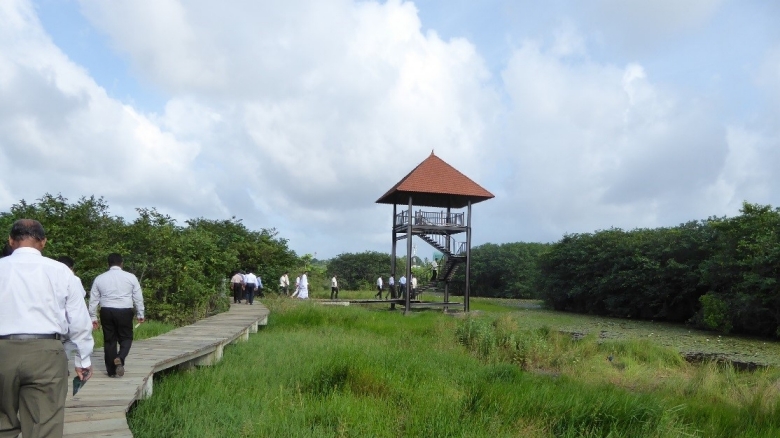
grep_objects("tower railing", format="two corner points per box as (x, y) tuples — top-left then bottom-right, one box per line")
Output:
(395, 209), (465, 227)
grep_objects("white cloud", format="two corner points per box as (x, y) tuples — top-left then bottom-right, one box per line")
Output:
(588, 0), (725, 50)
(496, 35), (728, 239)
(73, 0), (500, 254)
(3, 0), (779, 258)
(0, 0), (223, 220)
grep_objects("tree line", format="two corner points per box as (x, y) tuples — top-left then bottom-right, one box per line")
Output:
(328, 202), (780, 338)
(0, 194), (299, 325)
(537, 202), (780, 338)
(8, 194), (778, 338)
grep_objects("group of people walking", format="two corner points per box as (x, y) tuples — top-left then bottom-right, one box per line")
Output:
(279, 270), (310, 299)
(230, 270), (265, 305)
(1, 219), (145, 437)
(375, 274), (418, 300)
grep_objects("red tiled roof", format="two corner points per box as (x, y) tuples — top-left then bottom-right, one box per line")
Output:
(376, 152), (494, 208)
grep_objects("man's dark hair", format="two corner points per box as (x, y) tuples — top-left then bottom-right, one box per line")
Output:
(9, 219), (46, 242)
(108, 253), (123, 267)
(1, 243), (13, 257)
(57, 256), (75, 269)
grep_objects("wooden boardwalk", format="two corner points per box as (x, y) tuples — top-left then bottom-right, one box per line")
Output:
(63, 303), (269, 437)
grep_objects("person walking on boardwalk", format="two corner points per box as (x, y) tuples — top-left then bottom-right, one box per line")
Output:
(375, 276), (383, 299)
(89, 253), (144, 378)
(387, 275), (395, 299)
(0, 219), (94, 438)
(244, 271), (258, 305)
(279, 271), (290, 296)
(399, 275), (407, 299)
(298, 271), (309, 299)
(331, 275), (339, 300)
(411, 275), (418, 299)
(230, 270), (244, 303)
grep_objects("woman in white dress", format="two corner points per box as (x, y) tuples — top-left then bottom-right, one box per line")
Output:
(298, 271), (309, 299)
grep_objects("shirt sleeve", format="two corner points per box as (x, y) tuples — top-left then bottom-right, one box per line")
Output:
(66, 274), (94, 368)
(132, 275), (145, 319)
(88, 279), (100, 321)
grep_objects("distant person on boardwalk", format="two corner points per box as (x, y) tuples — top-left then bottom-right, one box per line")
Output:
(375, 276), (383, 299)
(331, 275), (339, 300)
(430, 259), (438, 281)
(0, 219), (94, 437)
(298, 271), (309, 299)
(244, 271), (258, 305)
(230, 271), (244, 304)
(411, 275), (418, 299)
(387, 275), (395, 299)
(399, 275), (407, 299)
(89, 253), (144, 378)
(279, 271), (290, 296)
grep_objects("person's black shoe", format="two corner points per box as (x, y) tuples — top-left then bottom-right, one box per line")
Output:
(114, 358), (125, 377)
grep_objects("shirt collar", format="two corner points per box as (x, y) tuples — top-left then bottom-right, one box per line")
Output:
(11, 247), (42, 256)
(110, 266), (123, 271)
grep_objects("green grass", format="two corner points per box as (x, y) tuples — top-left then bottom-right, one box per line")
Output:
(127, 297), (780, 437)
(92, 320), (175, 349)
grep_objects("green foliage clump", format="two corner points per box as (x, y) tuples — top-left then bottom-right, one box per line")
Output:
(326, 251), (392, 290)
(537, 202), (780, 338)
(450, 242), (549, 299)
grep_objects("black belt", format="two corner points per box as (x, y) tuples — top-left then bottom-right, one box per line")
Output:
(0, 333), (61, 340)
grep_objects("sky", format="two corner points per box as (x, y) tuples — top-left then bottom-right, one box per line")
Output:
(1, 0), (779, 259)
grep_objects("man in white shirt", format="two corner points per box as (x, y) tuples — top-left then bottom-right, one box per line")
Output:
(89, 253), (144, 378)
(399, 275), (407, 299)
(411, 275), (418, 299)
(388, 275), (395, 300)
(0, 219), (94, 437)
(331, 275), (339, 300)
(244, 271), (258, 305)
(375, 276), (383, 299)
(279, 271), (290, 296)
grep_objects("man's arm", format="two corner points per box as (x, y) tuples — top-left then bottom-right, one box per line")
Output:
(88, 279), (100, 323)
(131, 275), (145, 321)
(66, 273), (94, 379)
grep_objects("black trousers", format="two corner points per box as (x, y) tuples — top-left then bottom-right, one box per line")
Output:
(245, 284), (256, 304)
(100, 307), (134, 376)
(388, 284), (395, 299)
(232, 283), (243, 303)
(331, 287), (339, 299)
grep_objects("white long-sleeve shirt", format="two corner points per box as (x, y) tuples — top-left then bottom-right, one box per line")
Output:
(0, 247), (94, 368)
(245, 272), (257, 287)
(376, 277), (383, 288)
(280, 274), (289, 287)
(89, 266), (145, 320)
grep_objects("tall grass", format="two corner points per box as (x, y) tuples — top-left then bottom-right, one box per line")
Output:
(128, 298), (780, 437)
